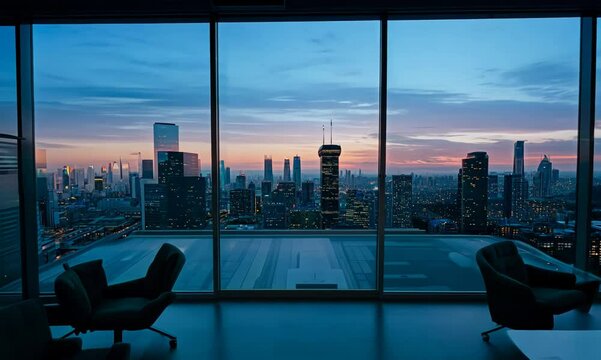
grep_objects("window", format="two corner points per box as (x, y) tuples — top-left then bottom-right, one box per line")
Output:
(385, 18), (581, 291)
(591, 21), (601, 276)
(33, 24), (213, 292)
(0, 26), (20, 292)
(218, 21), (380, 290)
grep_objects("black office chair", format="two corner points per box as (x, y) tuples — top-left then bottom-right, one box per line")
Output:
(476, 240), (599, 342)
(54, 243), (186, 349)
(0, 299), (130, 360)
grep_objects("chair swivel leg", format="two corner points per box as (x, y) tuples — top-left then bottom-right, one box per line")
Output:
(114, 329), (123, 343)
(148, 326), (177, 349)
(481, 325), (505, 342)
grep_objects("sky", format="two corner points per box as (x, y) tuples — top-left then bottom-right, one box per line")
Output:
(0, 18), (595, 175)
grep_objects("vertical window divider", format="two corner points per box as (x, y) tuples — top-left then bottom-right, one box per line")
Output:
(210, 16), (221, 295)
(377, 15), (388, 296)
(16, 23), (39, 299)
(575, 16), (597, 271)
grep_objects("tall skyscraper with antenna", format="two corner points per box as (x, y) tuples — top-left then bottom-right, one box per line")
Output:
(319, 119), (341, 229)
(153, 122), (179, 180)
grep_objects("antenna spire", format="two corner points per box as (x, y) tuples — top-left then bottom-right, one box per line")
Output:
(322, 124), (325, 145)
(330, 118), (333, 144)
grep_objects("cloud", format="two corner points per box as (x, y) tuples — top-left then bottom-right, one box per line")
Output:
(37, 142), (79, 149)
(410, 129), (577, 145)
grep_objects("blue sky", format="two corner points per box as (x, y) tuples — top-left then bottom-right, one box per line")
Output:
(11, 18), (595, 175)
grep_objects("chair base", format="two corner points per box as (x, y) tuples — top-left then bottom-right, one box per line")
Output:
(112, 327), (177, 349)
(481, 325), (505, 342)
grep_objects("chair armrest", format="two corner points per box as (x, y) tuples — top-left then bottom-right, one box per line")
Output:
(525, 264), (576, 289)
(48, 337), (82, 359)
(138, 292), (176, 327)
(107, 342), (131, 360)
(105, 278), (147, 298)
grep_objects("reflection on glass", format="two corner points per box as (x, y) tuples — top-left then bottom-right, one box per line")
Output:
(591, 21), (601, 276)
(33, 24), (213, 292)
(219, 21), (379, 289)
(385, 18), (580, 291)
(0, 139), (20, 291)
(0, 26), (17, 135)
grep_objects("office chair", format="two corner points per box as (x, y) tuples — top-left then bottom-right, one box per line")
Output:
(476, 240), (598, 342)
(54, 243), (186, 349)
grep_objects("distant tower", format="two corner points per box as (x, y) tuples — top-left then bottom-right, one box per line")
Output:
(264, 156), (273, 183)
(534, 155), (553, 198)
(511, 141), (528, 221)
(319, 120), (341, 229)
(153, 122), (179, 180)
(293, 155), (301, 188)
(283, 159), (291, 182)
(392, 175), (412, 228)
(460, 152), (488, 234)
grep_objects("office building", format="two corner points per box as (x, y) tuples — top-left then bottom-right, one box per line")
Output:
(142, 159), (153, 179)
(283, 158), (291, 182)
(533, 155), (553, 198)
(460, 152), (488, 234)
(319, 144), (341, 229)
(293, 155), (301, 188)
(153, 122), (179, 180)
(391, 175), (412, 228)
(264, 156), (273, 182)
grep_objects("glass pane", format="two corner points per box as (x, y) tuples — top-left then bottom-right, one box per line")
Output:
(0, 26), (17, 135)
(385, 18), (581, 291)
(0, 25), (20, 293)
(34, 24), (213, 292)
(219, 21), (380, 290)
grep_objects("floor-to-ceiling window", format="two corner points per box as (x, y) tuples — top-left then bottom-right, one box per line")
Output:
(30, 23), (214, 293)
(218, 21), (380, 290)
(0, 26), (20, 292)
(591, 20), (601, 276)
(384, 18), (582, 292)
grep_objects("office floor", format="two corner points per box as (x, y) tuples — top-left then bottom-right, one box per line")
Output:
(50, 301), (601, 360)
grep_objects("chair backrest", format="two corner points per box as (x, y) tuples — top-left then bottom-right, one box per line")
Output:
(476, 240), (528, 284)
(0, 299), (52, 360)
(145, 243), (186, 296)
(70, 260), (108, 308)
(55, 267), (93, 330)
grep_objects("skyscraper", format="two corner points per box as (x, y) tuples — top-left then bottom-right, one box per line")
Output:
(153, 122), (179, 180)
(503, 174), (513, 218)
(391, 175), (412, 228)
(319, 144), (341, 229)
(230, 188), (253, 218)
(235, 174), (246, 190)
(183, 152), (200, 177)
(533, 155), (553, 198)
(225, 167), (231, 186)
(293, 155), (301, 188)
(219, 160), (226, 190)
(301, 181), (315, 208)
(345, 190), (370, 229)
(141, 160), (153, 179)
(261, 180), (272, 204)
(283, 158), (291, 182)
(264, 156), (273, 183)
(513, 141), (525, 176)
(460, 152), (488, 234)
(511, 141), (528, 221)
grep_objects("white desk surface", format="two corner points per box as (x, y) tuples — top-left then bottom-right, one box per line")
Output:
(507, 330), (601, 360)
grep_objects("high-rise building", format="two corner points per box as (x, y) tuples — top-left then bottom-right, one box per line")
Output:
(293, 155), (301, 188)
(283, 158), (291, 182)
(158, 151), (183, 184)
(264, 156), (273, 183)
(391, 175), (412, 228)
(61, 166), (70, 192)
(511, 141), (528, 221)
(94, 176), (104, 191)
(142, 159), (153, 179)
(272, 182), (296, 210)
(488, 173), (499, 199)
(153, 122), (179, 180)
(261, 181), (272, 204)
(86, 166), (95, 186)
(345, 190), (370, 229)
(534, 155), (553, 198)
(248, 181), (256, 215)
(235, 174), (246, 190)
(319, 144), (341, 229)
(225, 167), (231, 186)
(513, 141), (525, 176)
(219, 160), (226, 190)
(503, 174), (513, 219)
(460, 152), (488, 234)
(183, 152), (200, 177)
(230, 188), (253, 218)
(552, 169), (560, 185)
(301, 181), (315, 208)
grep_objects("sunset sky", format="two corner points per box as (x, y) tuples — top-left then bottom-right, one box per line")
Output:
(23, 19), (601, 176)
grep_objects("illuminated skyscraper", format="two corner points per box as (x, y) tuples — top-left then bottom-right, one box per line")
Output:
(345, 190), (370, 229)
(319, 144), (341, 229)
(264, 156), (273, 183)
(511, 141), (528, 221)
(534, 155), (553, 198)
(391, 175), (412, 228)
(293, 155), (301, 188)
(460, 152), (488, 234)
(283, 158), (291, 182)
(183, 152), (199, 177)
(153, 122), (179, 180)
(301, 181), (315, 208)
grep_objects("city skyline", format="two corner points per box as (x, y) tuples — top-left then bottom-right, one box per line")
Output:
(27, 20), (601, 173)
